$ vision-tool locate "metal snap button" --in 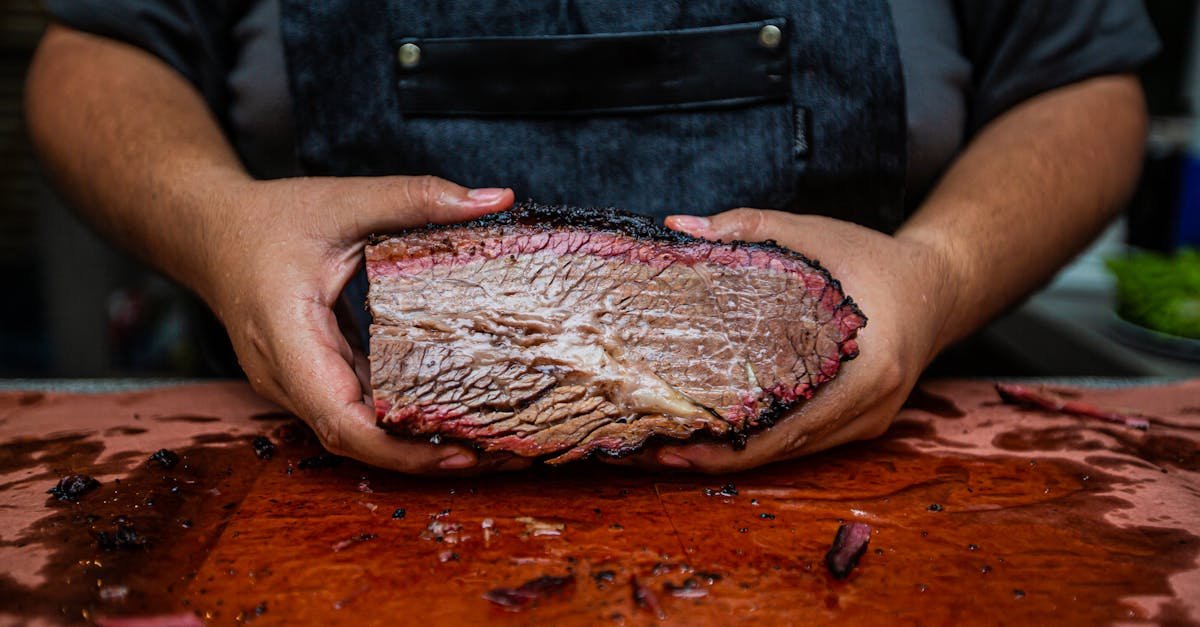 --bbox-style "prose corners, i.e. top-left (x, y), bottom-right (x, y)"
top-left (758, 24), bottom-right (782, 50)
top-left (398, 43), bottom-right (421, 69)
